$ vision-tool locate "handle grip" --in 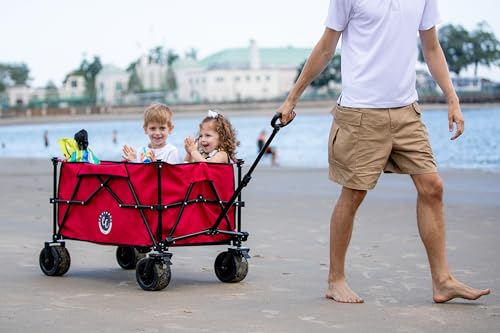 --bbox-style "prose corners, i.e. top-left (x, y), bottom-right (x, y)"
top-left (271, 111), bottom-right (295, 129)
